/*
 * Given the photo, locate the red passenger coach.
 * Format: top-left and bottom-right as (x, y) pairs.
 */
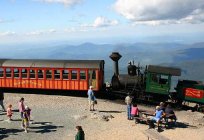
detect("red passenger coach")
(0, 59), (105, 92)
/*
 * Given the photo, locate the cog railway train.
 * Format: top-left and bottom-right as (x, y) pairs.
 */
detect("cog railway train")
(0, 52), (204, 107)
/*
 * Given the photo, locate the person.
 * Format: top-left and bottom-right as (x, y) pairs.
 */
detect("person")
(7, 104), (13, 121)
(75, 126), (85, 140)
(87, 86), (96, 111)
(150, 106), (166, 131)
(18, 97), (25, 128)
(165, 104), (177, 123)
(159, 102), (166, 111)
(131, 103), (139, 123)
(22, 109), (29, 133)
(131, 103), (139, 117)
(25, 106), (32, 124)
(0, 92), (6, 112)
(125, 93), (132, 120)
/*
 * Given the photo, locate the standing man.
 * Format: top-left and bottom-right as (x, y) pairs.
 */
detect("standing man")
(125, 93), (132, 120)
(87, 86), (96, 111)
(0, 91), (6, 112)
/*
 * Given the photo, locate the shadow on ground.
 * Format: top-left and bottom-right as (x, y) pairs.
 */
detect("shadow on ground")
(29, 122), (64, 134)
(99, 110), (124, 113)
(0, 128), (24, 139)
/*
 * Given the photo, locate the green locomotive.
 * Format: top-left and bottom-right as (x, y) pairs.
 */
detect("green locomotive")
(110, 52), (204, 106)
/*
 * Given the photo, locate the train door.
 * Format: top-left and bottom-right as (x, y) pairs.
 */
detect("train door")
(88, 70), (97, 89)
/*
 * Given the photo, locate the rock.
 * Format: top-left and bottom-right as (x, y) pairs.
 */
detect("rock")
(90, 112), (114, 121)
(73, 115), (87, 120)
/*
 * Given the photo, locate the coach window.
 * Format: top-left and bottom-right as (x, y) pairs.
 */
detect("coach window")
(80, 70), (86, 80)
(6, 68), (11, 78)
(0, 68), (3, 78)
(14, 68), (20, 78)
(30, 69), (36, 79)
(46, 70), (52, 79)
(62, 70), (69, 80)
(54, 70), (60, 79)
(71, 70), (77, 80)
(22, 69), (28, 79)
(38, 70), (44, 79)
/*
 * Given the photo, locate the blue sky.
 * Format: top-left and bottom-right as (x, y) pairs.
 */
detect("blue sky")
(1, 0), (204, 45)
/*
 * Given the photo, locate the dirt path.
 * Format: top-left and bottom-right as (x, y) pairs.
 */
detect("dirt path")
(0, 93), (204, 140)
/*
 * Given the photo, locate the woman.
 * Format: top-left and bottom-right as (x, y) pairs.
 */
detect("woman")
(75, 126), (85, 140)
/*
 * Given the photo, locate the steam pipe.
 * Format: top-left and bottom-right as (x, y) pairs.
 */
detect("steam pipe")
(109, 52), (122, 76)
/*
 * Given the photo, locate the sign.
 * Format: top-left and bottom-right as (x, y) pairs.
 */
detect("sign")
(185, 88), (204, 99)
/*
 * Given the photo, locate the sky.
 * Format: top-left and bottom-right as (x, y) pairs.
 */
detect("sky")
(1, 0), (204, 45)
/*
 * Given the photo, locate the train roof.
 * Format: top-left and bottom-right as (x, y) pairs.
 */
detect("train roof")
(0, 59), (105, 69)
(148, 65), (181, 76)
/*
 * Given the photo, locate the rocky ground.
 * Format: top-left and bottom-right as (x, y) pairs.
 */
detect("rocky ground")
(1, 92), (204, 140)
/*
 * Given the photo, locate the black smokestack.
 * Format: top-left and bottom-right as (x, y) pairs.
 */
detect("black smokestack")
(109, 52), (122, 76)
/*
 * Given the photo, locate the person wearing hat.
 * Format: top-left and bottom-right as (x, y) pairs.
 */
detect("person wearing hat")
(87, 86), (96, 111)
(25, 106), (32, 124)
(125, 93), (132, 120)
(151, 106), (166, 131)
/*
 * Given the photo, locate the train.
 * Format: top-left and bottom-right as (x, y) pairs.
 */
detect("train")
(0, 59), (105, 92)
(0, 52), (204, 108)
(109, 52), (204, 107)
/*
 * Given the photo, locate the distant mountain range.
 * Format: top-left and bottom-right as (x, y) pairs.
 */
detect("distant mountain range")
(0, 42), (204, 82)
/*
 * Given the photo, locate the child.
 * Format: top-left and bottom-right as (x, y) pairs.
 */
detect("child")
(25, 106), (32, 123)
(131, 103), (139, 123)
(7, 104), (13, 121)
(75, 126), (85, 140)
(22, 110), (29, 133)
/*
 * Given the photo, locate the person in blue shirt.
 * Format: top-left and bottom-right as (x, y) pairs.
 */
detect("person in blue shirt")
(151, 106), (165, 130)
(87, 86), (96, 111)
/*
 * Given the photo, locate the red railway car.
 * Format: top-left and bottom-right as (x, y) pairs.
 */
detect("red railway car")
(0, 59), (105, 92)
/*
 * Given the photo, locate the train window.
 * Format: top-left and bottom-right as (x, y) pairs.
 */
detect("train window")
(71, 70), (77, 80)
(54, 70), (60, 79)
(6, 68), (11, 78)
(151, 74), (159, 83)
(46, 70), (52, 79)
(62, 70), (69, 80)
(14, 68), (19, 78)
(30, 69), (36, 79)
(159, 75), (168, 84)
(38, 70), (44, 79)
(80, 70), (86, 80)
(22, 69), (28, 79)
(0, 68), (3, 77)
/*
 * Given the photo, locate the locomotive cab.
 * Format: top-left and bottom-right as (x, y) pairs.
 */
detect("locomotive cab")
(145, 65), (181, 99)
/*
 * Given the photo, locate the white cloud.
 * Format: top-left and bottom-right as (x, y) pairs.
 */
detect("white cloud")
(114, 0), (204, 25)
(0, 19), (4, 23)
(26, 29), (56, 36)
(37, 0), (82, 6)
(64, 27), (88, 32)
(0, 31), (16, 36)
(0, 18), (14, 23)
(93, 16), (118, 27)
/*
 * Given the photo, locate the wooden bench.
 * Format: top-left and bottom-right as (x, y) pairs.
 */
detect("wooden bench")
(134, 116), (149, 124)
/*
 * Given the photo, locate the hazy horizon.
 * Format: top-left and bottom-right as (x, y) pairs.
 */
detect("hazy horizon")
(1, 0), (204, 45)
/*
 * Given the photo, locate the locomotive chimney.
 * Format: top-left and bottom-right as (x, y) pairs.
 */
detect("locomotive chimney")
(109, 52), (122, 76)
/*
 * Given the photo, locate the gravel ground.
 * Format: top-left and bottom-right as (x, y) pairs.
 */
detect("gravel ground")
(1, 92), (204, 140)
